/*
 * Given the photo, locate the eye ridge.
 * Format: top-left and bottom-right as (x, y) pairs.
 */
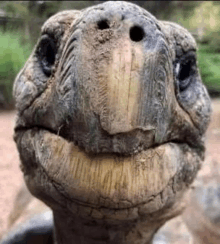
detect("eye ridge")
(38, 34), (56, 76)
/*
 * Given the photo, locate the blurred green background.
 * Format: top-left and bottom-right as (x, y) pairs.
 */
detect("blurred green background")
(0, 1), (220, 109)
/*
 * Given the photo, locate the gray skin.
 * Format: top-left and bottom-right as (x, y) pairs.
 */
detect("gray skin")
(10, 1), (211, 244)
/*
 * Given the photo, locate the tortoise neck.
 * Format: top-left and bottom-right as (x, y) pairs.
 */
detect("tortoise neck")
(53, 211), (161, 244)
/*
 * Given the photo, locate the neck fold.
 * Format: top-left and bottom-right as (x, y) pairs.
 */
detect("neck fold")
(53, 210), (163, 244)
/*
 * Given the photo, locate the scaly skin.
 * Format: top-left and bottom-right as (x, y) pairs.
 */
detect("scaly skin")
(11, 1), (211, 243)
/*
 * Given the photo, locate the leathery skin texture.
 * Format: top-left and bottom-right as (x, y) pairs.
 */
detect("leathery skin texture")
(12, 1), (211, 244)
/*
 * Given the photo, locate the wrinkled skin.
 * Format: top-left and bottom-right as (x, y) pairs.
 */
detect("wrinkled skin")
(12, 1), (211, 244)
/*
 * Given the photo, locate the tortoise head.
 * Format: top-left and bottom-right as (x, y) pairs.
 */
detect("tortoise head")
(13, 1), (211, 241)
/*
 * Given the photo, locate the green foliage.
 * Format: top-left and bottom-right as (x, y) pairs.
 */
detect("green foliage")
(209, 32), (220, 53)
(0, 2), (29, 18)
(0, 31), (32, 106)
(197, 44), (220, 96)
(201, 28), (220, 53)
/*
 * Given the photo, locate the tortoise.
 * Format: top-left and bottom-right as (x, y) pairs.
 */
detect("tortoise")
(0, 1), (212, 243)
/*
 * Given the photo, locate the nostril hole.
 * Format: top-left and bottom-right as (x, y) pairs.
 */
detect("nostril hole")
(97, 20), (109, 30)
(130, 26), (145, 42)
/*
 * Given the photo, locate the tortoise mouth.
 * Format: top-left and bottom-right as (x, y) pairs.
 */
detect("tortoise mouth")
(14, 127), (201, 218)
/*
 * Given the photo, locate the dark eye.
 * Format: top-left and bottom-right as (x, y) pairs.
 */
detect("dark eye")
(175, 53), (197, 92)
(38, 35), (56, 76)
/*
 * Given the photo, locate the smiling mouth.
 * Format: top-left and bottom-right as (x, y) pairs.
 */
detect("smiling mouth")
(14, 125), (200, 216)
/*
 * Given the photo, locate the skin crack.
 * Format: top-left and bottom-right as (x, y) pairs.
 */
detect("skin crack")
(32, 156), (185, 221)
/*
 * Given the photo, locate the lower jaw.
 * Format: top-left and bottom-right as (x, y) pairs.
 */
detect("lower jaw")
(15, 128), (202, 222)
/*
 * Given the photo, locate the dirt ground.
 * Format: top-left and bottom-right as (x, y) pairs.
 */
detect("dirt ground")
(0, 110), (23, 236)
(0, 99), (220, 238)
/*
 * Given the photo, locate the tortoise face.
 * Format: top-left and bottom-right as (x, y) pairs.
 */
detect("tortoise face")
(13, 1), (211, 223)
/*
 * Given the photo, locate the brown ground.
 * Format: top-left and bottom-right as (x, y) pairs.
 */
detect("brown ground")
(0, 99), (219, 238)
(0, 111), (23, 236)
(198, 99), (220, 179)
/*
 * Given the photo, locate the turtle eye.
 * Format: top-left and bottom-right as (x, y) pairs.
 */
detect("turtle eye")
(175, 52), (197, 92)
(38, 34), (56, 76)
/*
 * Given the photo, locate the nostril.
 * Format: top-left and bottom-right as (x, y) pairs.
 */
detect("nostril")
(130, 26), (145, 42)
(97, 19), (109, 30)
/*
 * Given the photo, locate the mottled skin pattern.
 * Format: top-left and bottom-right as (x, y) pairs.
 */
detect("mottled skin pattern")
(2, 1), (212, 244)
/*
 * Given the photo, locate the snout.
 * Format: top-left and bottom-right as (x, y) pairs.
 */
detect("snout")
(60, 1), (168, 135)
(14, 1), (177, 155)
